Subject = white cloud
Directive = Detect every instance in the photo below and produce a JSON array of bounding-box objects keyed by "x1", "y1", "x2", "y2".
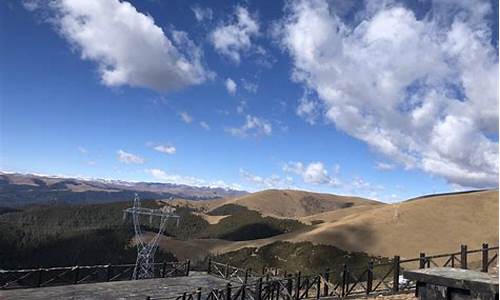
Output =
[
  {"x1": 283, "y1": 161, "x2": 340, "y2": 186},
  {"x1": 117, "y1": 150, "x2": 144, "y2": 164},
  {"x1": 179, "y1": 112, "x2": 193, "y2": 123},
  {"x1": 209, "y1": 6, "x2": 259, "y2": 63},
  {"x1": 240, "y1": 169, "x2": 294, "y2": 189},
  {"x1": 146, "y1": 168, "x2": 240, "y2": 189},
  {"x1": 30, "y1": 0, "x2": 210, "y2": 92},
  {"x1": 375, "y1": 162, "x2": 396, "y2": 170},
  {"x1": 191, "y1": 5, "x2": 212, "y2": 22},
  {"x1": 236, "y1": 100, "x2": 247, "y2": 114},
  {"x1": 200, "y1": 121, "x2": 211, "y2": 130},
  {"x1": 225, "y1": 78, "x2": 237, "y2": 95},
  {"x1": 225, "y1": 115, "x2": 272, "y2": 138},
  {"x1": 77, "y1": 146, "x2": 88, "y2": 154},
  {"x1": 153, "y1": 145, "x2": 176, "y2": 155},
  {"x1": 278, "y1": 0, "x2": 498, "y2": 188},
  {"x1": 241, "y1": 78, "x2": 258, "y2": 93},
  {"x1": 296, "y1": 96, "x2": 320, "y2": 125}
]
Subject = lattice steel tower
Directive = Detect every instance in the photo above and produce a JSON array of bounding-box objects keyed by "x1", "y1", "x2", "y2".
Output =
[{"x1": 123, "y1": 194, "x2": 180, "y2": 280}]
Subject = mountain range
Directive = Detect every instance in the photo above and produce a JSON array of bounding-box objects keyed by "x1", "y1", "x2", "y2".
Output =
[{"x1": 0, "y1": 172, "x2": 247, "y2": 207}]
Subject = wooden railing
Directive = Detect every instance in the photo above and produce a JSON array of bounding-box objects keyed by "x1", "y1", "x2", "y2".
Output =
[
  {"x1": 149, "y1": 243, "x2": 498, "y2": 300},
  {"x1": 0, "y1": 260, "x2": 190, "y2": 290}
]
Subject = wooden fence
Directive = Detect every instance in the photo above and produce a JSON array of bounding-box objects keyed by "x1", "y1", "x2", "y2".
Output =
[
  {"x1": 0, "y1": 260, "x2": 190, "y2": 290},
  {"x1": 148, "y1": 243, "x2": 498, "y2": 300}
]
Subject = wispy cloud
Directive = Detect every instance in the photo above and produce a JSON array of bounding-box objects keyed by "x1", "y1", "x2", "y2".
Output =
[
  {"x1": 77, "y1": 146, "x2": 88, "y2": 155},
  {"x1": 241, "y1": 78, "x2": 258, "y2": 93},
  {"x1": 240, "y1": 169, "x2": 294, "y2": 189},
  {"x1": 179, "y1": 112, "x2": 193, "y2": 124},
  {"x1": 209, "y1": 6, "x2": 259, "y2": 63},
  {"x1": 117, "y1": 150, "x2": 144, "y2": 164},
  {"x1": 146, "y1": 168, "x2": 240, "y2": 189},
  {"x1": 191, "y1": 4, "x2": 213, "y2": 22},
  {"x1": 375, "y1": 162, "x2": 396, "y2": 170},
  {"x1": 200, "y1": 121, "x2": 211, "y2": 130},
  {"x1": 225, "y1": 115, "x2": 272, "y2": 138},
  {"x1": 153, "y1": 144, "x2": 176, "y2": 155}
]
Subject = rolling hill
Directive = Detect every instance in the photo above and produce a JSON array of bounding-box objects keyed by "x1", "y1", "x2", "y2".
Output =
[
  {"x1": 168, "y1": 189, "x2": 383, "y2": 219},
  {"x1": 157, "y1": 189, "x2": 499, "y2": 264}
]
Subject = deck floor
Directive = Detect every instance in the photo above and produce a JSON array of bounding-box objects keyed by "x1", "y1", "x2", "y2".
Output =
[{"x1": 0, "y1": 272, "x2": 229, "y2": 300}]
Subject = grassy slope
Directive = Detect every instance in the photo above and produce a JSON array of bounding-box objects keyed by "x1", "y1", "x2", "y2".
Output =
[
  {"x1": 169, "y1": 189, "x2": 383, "y2": 219},
  {"x1": 158, "y1": 190, "x2": 498, "y2": 265}
]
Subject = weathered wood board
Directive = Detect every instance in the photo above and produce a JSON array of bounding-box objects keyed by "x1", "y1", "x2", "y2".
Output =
[{"x1": 0, "y1": 272, "x2": 229, "y2": 300}]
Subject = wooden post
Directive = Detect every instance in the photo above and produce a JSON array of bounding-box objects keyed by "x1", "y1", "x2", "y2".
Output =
[
  {"x1": 482, "y1": 243, "x2": 489, "y2": 273},
  {"x1": 295, "y1": 272, "x2": 301, "y2": 300},
  {"x1": 315, "y1": 275, "x2": 321, "y2": 299},
  {"x1": 287, "y1": 275, "x2": 293, "y2": 300},
  {"x1": 208, "y1": 259, "x2": 212, "y2": 274},
  {"x1": 460, "y1": 245, "x2": 468, "y2": 269},
  {"x1": 225, "y1": 264, "x2": 229, "y2": 279},
  {"x1": 419, "y1": 253, "x2": 426, "y2": 269},
  {"x1": 451, "y1": 255, "x2": 455, "y2": 267},
  {"x1": 392, "y1": 256, "x2": 400, "y2": 292},
  {"x1": 307, "y1": 277, "x2": 311, "y2": 298},
  {"x1": 186, "y1": 260, "x2": 191, "y2": 276},
  {"x1": 323, "y1": 269, "x2": 329, "y2": 297},
  {"x1": 162, "y1": 261, "x2": 168, "y2": 278},
  {"x1": 73, "y1": 266, "x2": 79, "y2": 284},
  {"x1": 366, "y1": 262, "x2": 373, "y2": 295},
  {"x1": 106, "y1": 264, "x2": 112, "y2": 282},
  {"x1": 256, "y1": 278, "x2": 262, "y2": 300},
  {"x1": 226, "y1": 283, "x2": 232, "y2": 300},
  {"x1": 197, "y1": 288, "x2": 202, "y2": 300},
  {"x1": 244, "y1": 269, "x2": 249, "y2": 284},
  {"x1": 341, "y1": 264, "x2": 347, "y2": 297},
  {"x1": 37, "y1": 269, "x2": 43, "y2": 287},
  {"x1": 241, "y1": 282, "x2": 246, "y2": 300}
]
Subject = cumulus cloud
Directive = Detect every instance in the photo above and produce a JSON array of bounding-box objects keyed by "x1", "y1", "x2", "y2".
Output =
[
  {"x1": 210, "y1": 6, "x2": 259, "y2": 63},
  {"x1": 225, "y1": 115, "x2": 272, "y2": 138},
  {"x1": 28, "y1": 0, "x2": 210, "y2": 92},
  {"x1": 117, "y1": 150, "x2": 144, "y2": 164},
  {"x1": 225, "y1": 78, "x2": 237, "y2": 95},
  {"x1": 283, "y1": 161, "x2": 340, "y2": 186},
  {"x1": 179, "y1": 112, "x2": 193, "y2": 123},
  {"x1": 191, "y1": 5, "x2": 212, "y2": 22},
  {"x1": 153, "y1": 145, "x2": 176, "y2": 155},
  {"x1": 278, "y1": 0, "x2": 499, "y2": 188}
]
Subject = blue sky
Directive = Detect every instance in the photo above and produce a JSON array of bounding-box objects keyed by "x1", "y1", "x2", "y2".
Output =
[{"x1": 1, "y1": 0, "x2": 498, "y2": 202}]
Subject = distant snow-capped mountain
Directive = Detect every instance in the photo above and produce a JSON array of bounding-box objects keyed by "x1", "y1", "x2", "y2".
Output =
[{"x1": 0, "y1": 172, "x2": 247, "y2": 207}]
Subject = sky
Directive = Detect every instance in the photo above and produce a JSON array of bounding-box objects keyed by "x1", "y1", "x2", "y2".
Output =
[{"x1": 0, "y1": 0, "x2": 498, "y2": 202}]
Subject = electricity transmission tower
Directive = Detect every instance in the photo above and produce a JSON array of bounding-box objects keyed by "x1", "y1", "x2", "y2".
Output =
[{"x1": 123, "y1": 194, "x2": 180, "y2": 280}]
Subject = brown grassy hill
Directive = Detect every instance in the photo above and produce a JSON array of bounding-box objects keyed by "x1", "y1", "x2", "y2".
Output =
[
  {"x1": 159, "y1": 190, "x2": 498, "y2": 264},
  {"x1": 167, "y1": 189, "x2": 382, "y2": 219},
  {"x1": 269, "y1": 190, "x2": 498, "y2": 259}
]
